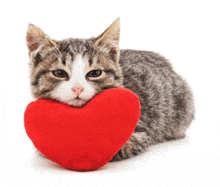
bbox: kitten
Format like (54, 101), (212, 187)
(26, 19), (194, 161)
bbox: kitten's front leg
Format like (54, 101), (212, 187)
(110, 127), (149, 162)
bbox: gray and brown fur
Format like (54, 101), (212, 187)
(26, 19), (194, 161)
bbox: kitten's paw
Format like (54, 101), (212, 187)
(110, 132), (149, 162)
(165, 132), (186, 141)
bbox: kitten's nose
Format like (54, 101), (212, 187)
(72, 86), (84, 97)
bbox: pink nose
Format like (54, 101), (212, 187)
(72, 87), (84, 97)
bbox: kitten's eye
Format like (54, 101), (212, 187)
(52, 69), (68, 78)
(86, 70), (102, 78)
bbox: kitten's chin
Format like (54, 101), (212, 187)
(67, 98), (88, 108)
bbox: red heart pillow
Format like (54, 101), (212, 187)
(24, 88), (140, 171)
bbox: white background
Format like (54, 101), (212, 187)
(0, 0), (220, 186)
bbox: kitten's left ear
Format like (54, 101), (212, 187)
(26, 24), (56, 56)
(94, 18), (120, 62)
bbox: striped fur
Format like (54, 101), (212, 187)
(26, 19), (194, 161)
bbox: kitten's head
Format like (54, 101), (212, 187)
(26, 19), (123, 107)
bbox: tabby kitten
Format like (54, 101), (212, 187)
(26, 19), (194, 161)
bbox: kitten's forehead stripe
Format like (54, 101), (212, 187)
(82, 51), (86, 58)
(61, 42), (70, 53)
(62, 57), (66, 65)
(89, 58), (93, 66)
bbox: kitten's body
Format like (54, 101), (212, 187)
(112, 50), (194, 160)
(26, 19), (194, 161)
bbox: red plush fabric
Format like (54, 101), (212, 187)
(24, 88), (140, 171)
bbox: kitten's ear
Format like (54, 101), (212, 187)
(26, 24), (55, 56)
(94, 18), (120, 62)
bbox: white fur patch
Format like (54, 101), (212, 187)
(51, 54), (95, 107)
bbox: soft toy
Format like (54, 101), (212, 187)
(24, 88), (140, 171)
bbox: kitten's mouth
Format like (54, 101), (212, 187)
(67, 97), (88, 108)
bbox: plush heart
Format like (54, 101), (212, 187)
(24, 88), (140, 171)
